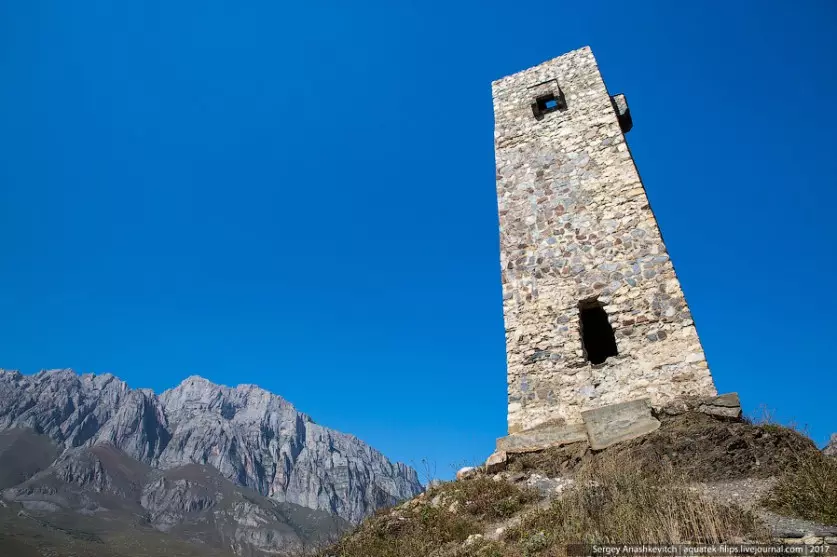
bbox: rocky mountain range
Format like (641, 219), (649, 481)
(0, 369), (423, 556)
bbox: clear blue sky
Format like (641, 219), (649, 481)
(1, 1), (835, 478)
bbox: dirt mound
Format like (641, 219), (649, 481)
(509, 412), (819, 481)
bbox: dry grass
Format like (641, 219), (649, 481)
(744, 406), (837, 526)
(320, 504), (479, 557)
(504, 454), (768, 553)
(318, 478), (537, 557)
(444, 476), (539, 521)
(319, 451), (768, 557)
(761, 444), (837, 525)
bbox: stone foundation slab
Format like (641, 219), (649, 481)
(496, 423), (588, 454)
(698, 392), (742, 419)
(581, 398), (661, 450)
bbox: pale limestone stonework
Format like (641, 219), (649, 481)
(493, 47), (716, 435)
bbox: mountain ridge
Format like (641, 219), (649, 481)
(0, 368), (422, 525)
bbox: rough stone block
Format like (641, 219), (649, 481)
(611, 93), (632, 132)
(581, 398), (660, 450)
(698, 392), (742, 419)
(484, 451), (508, 473)
(456, 466), (478, 481)
(496, 423), (588, 454)
(659, 397), (694, 416)
(706, 392), (740, 407)
(824, 433), (837, 457)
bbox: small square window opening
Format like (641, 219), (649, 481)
(532, 91), (567, 120)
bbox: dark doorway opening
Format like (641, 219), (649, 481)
(579, 300), (618, 364)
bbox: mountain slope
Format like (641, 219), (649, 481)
(2, 436), (346, 556)
(0, 427), (60, 489)
(0, 369), (423, 556)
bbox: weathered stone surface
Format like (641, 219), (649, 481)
(0, 369), (422, 524)
(611, 93), (632, 133)
(581, 398), (660, 450)
(704, 392), (740, 408)
(658, 393), (742, 420)
(456, 466), (478, 481)
(496, 423), (588, 454)
(698, 392), (742, 419)
(824, 433), (837, 457)
(484, 450), (508, 473)
(659, 397), (695, 416)
(464, 534), (484, 546)
(493, 47), (717, 435)
(523, 473), (575, 499)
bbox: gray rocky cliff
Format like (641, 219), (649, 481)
(2, 439), (349, 556)
(0, 369), (422, 524)
(825, 433), (837, 457)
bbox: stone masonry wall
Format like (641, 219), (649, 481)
(493, 47), (716, 435)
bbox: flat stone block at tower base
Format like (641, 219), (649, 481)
(497, 422), (588, 454)
(581, 398), (660, 450)
(493, 46), (717, 436)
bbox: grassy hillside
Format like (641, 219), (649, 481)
(317, 412), (837, 557)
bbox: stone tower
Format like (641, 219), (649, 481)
(493, 47), (716, 437)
